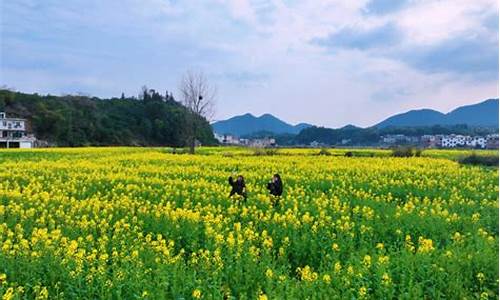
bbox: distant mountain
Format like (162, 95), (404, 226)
(445, 99), (499, 126)
(340, 124), (362, 130)
(375, 99), (499, 128)
(212, 113), (313, 136)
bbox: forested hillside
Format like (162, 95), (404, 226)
(0, 89), (216, 147)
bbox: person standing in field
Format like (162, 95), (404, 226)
(228, 174), (247, 202)
(267, 173), (283, 206)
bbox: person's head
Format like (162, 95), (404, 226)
(273, 173), (281, 183)
(237, 175), (244, 182)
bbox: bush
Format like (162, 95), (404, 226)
(459, 154), (498, 167)
(222, 152), (234, 158)
(344, 151), (353, 157)
(318, 148), (331, 156)
(252, 148), (279, 156)
(170, 147), (188, 154)
(391, 146), (420, 157)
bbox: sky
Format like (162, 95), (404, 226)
(0, 0), (498, 128)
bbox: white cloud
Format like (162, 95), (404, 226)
(1, 0), (498, 127)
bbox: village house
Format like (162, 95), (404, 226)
(381, 133), (497, 149)
(214, 133), (240, 145)
(486, 134), (499, 149)
(0, 112), (36, 148)
(465, 136), (487, 148)
(249, 137), (276, 148)
(441, 135), (466, 148)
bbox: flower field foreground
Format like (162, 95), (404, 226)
(0, 147), (498, 299)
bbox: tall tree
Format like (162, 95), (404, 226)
(179, 70), (216, 153)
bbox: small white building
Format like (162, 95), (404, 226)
(249, 137), (276, 148)
(486, 134), (499, 149)
(309, 141), (320, 148)
(215, 133), (241, 145)
(239, 138), (249, 146)
(421, 135), (438, 148)
(214, 132), (225, 144)
(465, 136), (486, 148)
(441, 135), (466, 148)
(0, 112), (35, 148)
(382, 134), (407, 144)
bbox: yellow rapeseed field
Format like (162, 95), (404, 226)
(0, 147), (498, 299)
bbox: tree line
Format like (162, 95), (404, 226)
(243, 124), (498, 146)
(0, 88), (216, 147)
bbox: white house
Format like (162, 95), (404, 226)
(214, 133), (225, 144)
(0, 112), (35, 148)
(310, 141), (320, 148)
(382, 134), (411, 144)
(440, 135), (467, 148)
(249, 137), (276, 148)
(465, 136), (486, 148)
(486, 134), (499, 149)
(215, 133), (241, 145)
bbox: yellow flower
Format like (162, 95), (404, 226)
(363, 255), (372, 267)
(381, 272), (392, 286)
(297, 265), (318, 282)
(0, 273), (6, 283)
(322, 274), (331, 283)
(417, 237), (435, 253)
(471, 213), (480, 223)
(2, 287), (15, 300)
(265, 268), (274, 279)
(263, 237), (273, 249)
(376, 243), (384, 250)
(334, 262), (342, 273)
(347, 266), (354, 275)
(405, 235), (415, 252)
(332, 243), (340, 251)
(452, 232), (463, 243)
(258, 291), (268, 300)
(35, 287), (49, 300)
(477, 272), (485, 283)
(358, 286), (368, 298)
(192, 289), (202, 299)
(378, 255), (390, 265)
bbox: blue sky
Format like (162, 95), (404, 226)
(1, 0), (498, 127)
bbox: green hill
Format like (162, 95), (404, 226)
(0, 89), (216, 147)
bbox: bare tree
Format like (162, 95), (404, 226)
(179, 70), (216, 153)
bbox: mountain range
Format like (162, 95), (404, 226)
(375, 98), (499, 128)
(212, 113), (312, 136)
(212, 98), (498, 136)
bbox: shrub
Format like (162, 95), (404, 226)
(222, 152), (234, 158)
(318, 148), (331, 156)
(252, 148), (279, 156)
(392, 146), (419, 157)
(170, 147), (188, 154)
(344, 151), (353, 157)
(459, 153), (498, 167)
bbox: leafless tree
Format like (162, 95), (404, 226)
(179, 70), (216, 153)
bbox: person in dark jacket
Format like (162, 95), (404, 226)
(228, 174), (247, 201)
(267, 173), (283, 206)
